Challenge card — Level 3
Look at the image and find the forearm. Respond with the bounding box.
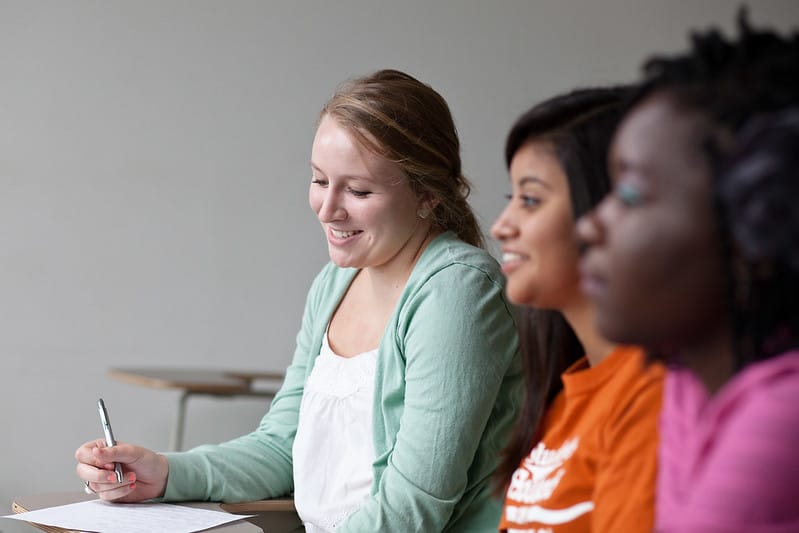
[162,354,309,502]
[163,431,294,502]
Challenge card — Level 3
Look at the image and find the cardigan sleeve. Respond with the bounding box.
[161,266,329,502]
[339,261,519,532]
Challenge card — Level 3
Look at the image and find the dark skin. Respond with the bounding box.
[577,92,734,394]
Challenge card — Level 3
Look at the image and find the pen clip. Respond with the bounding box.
[97,398,116,446]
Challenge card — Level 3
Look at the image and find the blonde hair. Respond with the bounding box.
[320,69,484,248]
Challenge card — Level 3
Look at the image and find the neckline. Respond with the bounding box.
[561,345,643,395]
[323,327,379,360]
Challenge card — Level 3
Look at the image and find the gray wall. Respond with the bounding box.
[2,0,797,508]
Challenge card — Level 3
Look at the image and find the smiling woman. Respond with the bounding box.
[491,87,665,533]
[74,69,522,533]
[309,114,426,277]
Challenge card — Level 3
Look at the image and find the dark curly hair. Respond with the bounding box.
[717,109,799,364]
[630,8,799,369]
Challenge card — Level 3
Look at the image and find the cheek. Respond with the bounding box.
[537,216,582,277]
[375,199,418,231]
[600,218,725,345]
[591,219,669,341]
[357,203,385,226]
[617,225,690,318]
[510,228,581,307]
[540,244,582,305]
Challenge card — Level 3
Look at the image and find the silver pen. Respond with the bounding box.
[97,398,124,483]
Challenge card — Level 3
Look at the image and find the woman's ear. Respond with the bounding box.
[424,195,441,212]
[417,197,440,220]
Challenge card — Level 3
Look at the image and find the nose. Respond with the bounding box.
[315,188,346,223]
[575,199,609,252]
[491,204,518,242]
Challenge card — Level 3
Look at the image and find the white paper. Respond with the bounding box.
[4,499,252,533]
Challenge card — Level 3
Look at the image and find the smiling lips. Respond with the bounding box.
[501,249,607,299]
[502,252,524,264]
[330,228,362,239]
[500,251,526,274]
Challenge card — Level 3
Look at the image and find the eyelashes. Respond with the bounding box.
[311,178,372,198]
[504,193,542,208]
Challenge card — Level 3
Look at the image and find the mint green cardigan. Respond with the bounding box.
[164,232,522,531]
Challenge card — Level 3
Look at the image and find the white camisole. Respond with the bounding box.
[292,331,378,532]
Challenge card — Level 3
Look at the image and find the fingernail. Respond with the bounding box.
[129,473,137,482]
[129,483,136,490]
[107,473,116,482]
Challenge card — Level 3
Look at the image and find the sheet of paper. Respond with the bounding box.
[4,499,251,533]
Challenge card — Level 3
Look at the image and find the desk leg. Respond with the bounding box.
[171,391,190,451]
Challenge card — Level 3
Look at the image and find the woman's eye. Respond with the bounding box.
[615,182,644,206]
[503,193,540,208]
[348,188,371,198]
[521,195,540,208]
[311,177,328,187]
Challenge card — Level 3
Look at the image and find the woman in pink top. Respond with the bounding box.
[578,11,799,533]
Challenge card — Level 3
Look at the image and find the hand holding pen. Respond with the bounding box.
[75,399,170,502]
[97,398,124,483]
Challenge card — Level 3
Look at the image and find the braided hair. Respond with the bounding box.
[717,110,799,366]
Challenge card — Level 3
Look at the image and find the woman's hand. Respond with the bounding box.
[75,438,169,502]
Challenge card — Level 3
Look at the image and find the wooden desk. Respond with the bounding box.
[108,368,284,451]
[220,499,301,532]
[220,499,296,514]
[11,492,262,533]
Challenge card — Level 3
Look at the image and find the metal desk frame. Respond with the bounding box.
[108,368,284,451]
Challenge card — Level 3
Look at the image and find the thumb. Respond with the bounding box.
[94,441,146,466]
[92,440,126,463]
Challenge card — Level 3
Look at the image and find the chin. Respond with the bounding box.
[505,286,536,307]
[596,313,642,346]
[333,257,373,270]
[331,258,360,269]
[328,253,356,269]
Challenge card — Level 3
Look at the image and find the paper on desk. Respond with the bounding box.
[4,499,252,533]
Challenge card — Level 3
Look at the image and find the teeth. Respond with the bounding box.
[502,252,523,263]
[332,229,359,239]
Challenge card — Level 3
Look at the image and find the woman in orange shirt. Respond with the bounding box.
[492,87,664,532]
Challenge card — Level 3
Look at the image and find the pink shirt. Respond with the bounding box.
[656,349,799,533]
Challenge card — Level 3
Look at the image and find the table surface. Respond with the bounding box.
[108,367,284,394]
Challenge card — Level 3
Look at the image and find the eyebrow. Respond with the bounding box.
[611,155,651,178]
[310,162,379,184]
[309,162,327,176]
[517,175,552,189]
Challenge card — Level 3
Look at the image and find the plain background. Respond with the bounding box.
[1,0,797,509]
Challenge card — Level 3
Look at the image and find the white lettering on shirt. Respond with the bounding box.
[505,437,594,526]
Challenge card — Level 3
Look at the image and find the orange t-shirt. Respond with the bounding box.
[499,346,664,533]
